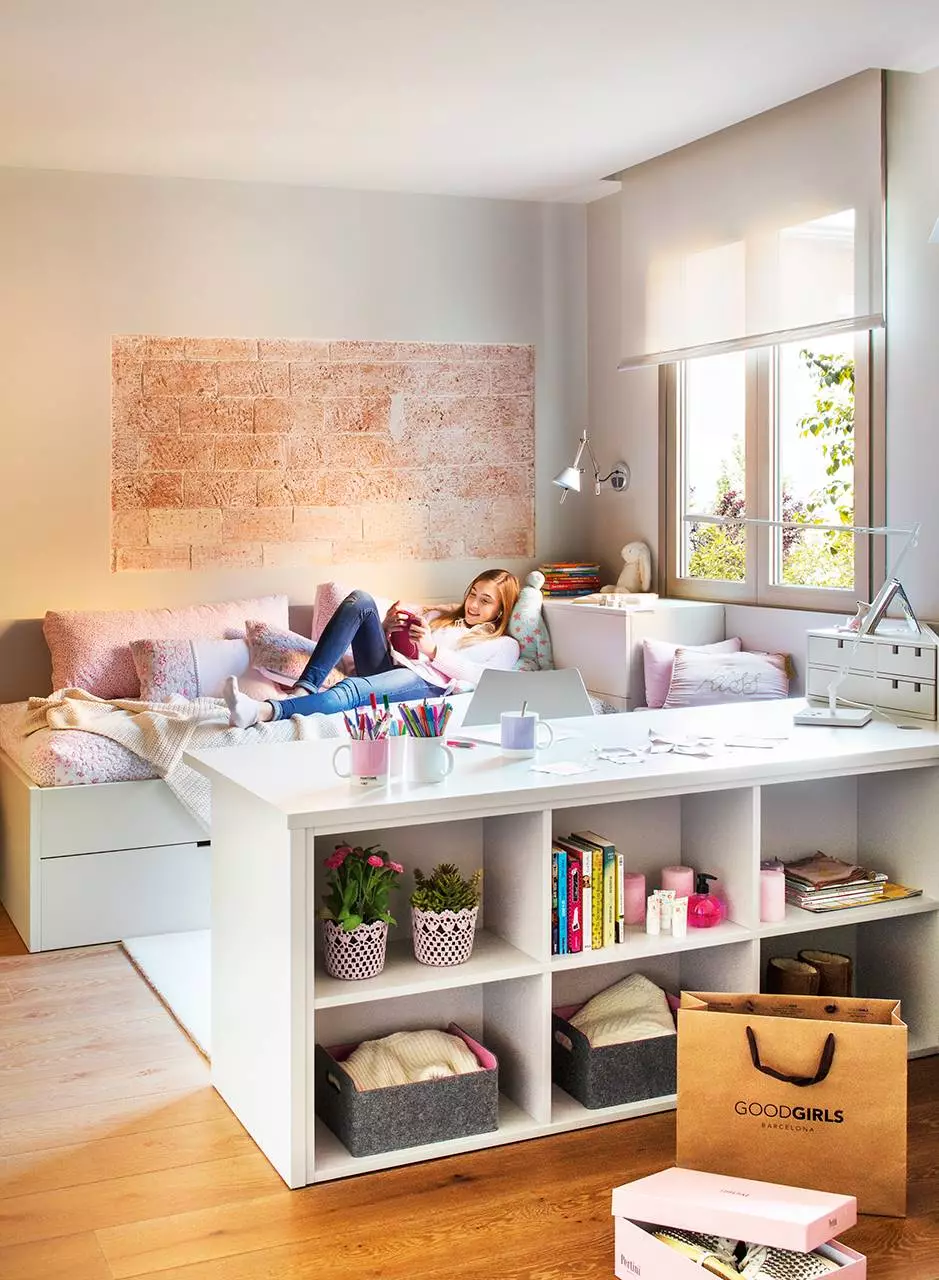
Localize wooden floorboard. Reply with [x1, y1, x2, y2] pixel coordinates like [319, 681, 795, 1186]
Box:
[0, 904, 937, 1279]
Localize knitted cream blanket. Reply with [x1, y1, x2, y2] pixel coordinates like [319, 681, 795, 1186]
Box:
[569, 972, 676, 1047]
[23, 688, 340, 830]
[342, 1029, 482, 1092]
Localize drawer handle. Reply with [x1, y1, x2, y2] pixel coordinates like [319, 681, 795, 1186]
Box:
[892, 680, 899, 689]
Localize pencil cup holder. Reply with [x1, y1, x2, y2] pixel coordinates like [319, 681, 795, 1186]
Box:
[406, 737, 454, 784]
[387, 734, 409, 781]
[332, 738, 389, 787]
[500, 711, 554, 758]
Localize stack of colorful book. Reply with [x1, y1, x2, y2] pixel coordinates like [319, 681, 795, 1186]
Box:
[551, 830, 626, 955]
[784, 852, 889, 912]
[539, 562, 602, 597]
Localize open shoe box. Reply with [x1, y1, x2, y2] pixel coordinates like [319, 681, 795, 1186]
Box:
[612, 1167, 865, 1278]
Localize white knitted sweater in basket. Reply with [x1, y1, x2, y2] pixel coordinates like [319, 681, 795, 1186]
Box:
[342, 1029, 482, 1092]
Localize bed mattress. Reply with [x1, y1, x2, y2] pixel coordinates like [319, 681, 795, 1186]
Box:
[0, 692, 479, 789]
[0, 701, 158, 786]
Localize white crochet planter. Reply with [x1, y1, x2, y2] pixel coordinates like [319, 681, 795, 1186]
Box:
[411, 905, 479, 967]
[321, 919, 389, 981]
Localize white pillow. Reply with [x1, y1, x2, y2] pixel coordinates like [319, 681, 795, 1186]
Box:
[643, 636, 742, 709]
[662, 648, 789, 709]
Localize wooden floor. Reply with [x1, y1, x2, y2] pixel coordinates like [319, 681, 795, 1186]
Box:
[1, 910, 937, 1279]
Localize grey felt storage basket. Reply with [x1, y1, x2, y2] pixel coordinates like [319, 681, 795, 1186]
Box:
[314, 1022, 499, 1157]
[551, 1002, 677, 1110]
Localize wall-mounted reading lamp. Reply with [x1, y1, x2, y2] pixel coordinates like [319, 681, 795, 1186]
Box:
[552, 430, 631, 503]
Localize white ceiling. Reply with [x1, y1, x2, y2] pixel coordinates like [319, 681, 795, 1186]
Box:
[3, 0, 939, 200]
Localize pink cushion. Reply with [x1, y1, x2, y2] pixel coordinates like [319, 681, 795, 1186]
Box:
[642, 636, 742, 709]
[245, 619, 317, 687]
[130, 637, 281, 702]
[662, 649, 790, 709]
[311, 582, 396, 642]
[44, 595, 288, 698]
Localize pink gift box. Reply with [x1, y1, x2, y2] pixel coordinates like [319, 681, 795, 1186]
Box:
[612, 1167, 865, 1278]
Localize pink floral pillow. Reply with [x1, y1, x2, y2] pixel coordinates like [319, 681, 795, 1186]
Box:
[662, 649, 789, 709]
[130, 638, 281, 702]
[642, 636, 742, 709]
[244, 620, 317, 687]
[44, 594, 289, 698]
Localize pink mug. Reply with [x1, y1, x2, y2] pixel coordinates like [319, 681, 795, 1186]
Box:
[333, 738, 389, 787]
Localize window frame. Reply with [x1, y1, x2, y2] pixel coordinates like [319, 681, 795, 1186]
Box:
[662, 330, 882, 611]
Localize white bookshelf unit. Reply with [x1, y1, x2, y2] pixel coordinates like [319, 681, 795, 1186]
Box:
[187, 701, 939, 1189]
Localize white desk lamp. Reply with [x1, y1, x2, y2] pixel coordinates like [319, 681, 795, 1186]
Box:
[683, 514, 922, 726]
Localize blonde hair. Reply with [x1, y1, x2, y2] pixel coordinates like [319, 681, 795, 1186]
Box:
[429, 569, 520, 646]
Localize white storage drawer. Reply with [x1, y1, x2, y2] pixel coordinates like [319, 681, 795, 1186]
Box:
[806, 666, 936, 719]
[39, 777, 206, 858]
[807, 632, 938, 682]
[39, 841, 211, 949]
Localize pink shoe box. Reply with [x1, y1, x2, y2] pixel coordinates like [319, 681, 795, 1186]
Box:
[612, 1167, 866, 1278]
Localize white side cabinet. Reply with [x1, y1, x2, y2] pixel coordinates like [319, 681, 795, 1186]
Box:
[187, 706, 939, 1190]
[543, 599, 724, 710]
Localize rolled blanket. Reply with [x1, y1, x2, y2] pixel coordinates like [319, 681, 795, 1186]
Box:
[569, 972, 675, 1047]
[342, 1029, 483, 1092]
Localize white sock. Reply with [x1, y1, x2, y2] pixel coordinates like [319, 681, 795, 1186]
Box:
[223, 675, 263, 729]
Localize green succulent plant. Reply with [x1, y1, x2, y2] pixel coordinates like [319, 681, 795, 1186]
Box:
[410, 863, 482, 913]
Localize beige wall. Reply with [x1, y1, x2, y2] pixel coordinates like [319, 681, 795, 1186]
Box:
[0, 168, 586, 699]
[885, 69, 939, 620]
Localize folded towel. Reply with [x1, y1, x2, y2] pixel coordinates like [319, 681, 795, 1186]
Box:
[569, 973, 675, 1047]
[342, 1029, 483, 1092]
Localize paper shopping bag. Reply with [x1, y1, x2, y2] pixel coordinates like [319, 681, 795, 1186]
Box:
[676, 991, 908, 1216]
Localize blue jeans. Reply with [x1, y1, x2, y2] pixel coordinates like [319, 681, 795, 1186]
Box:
[270, 590, 439, 719]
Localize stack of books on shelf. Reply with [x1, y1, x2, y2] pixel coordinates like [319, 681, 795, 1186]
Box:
[539, 562, 602, 597]
[784, 851, 921, 913]
[552, 830, 624, 955]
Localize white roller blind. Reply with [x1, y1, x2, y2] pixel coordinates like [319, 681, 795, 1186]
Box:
[618, 70, 884, 369]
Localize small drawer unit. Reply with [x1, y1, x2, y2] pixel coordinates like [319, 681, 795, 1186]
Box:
[806, 624, 939, 720]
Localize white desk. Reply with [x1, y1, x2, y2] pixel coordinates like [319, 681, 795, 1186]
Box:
[186, 700, 939, 1188]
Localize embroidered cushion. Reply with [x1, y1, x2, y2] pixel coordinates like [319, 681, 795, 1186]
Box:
[244, 619, 317, 687]
[130, 637, 281, 702]
[642, 636, 742, 709]
[508, 571, 554, 672]
[662, 648, 789, 709]
[44, 594, 289, 698]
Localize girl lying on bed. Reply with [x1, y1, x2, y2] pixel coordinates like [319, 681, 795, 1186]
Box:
[224, 569, 521, 728]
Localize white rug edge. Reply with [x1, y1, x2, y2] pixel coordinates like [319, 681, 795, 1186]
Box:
[122, 929, 212, 1060]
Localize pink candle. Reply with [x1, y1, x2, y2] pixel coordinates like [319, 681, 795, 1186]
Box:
[661, 864, 695, 898]
[760, 866, 786, 923]
[622, 872, 646, 925]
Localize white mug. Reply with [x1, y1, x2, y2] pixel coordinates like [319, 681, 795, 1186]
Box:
[407, 737, 454, 784]
[387, 733, 409, 782]
[500, 710, 555, 758]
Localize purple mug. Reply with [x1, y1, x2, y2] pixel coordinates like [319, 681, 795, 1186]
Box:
[500, 711, 555, 758]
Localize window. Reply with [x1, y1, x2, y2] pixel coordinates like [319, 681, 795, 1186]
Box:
[664, 330, 882, 608]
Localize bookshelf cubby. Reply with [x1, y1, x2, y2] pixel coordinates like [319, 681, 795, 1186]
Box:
[190, 712, 939, 1187]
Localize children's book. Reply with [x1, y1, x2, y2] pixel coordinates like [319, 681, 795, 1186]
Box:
[551, 850, 560, 955]
[615, 850, 626, 943]
[554, 839, 587, 955]
[554, 845, 569, 955]
[567, 852, 583, 954]
[560, 834, 605, 949]
[572, 831, 618, 948]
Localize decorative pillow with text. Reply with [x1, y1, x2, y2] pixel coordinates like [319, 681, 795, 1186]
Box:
[662, 649, 789, 709]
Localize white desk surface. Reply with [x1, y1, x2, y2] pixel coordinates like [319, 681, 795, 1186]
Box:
[184, 700, 939, 830]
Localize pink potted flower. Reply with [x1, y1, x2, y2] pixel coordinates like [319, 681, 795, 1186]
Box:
[319, 844, 405, 980]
